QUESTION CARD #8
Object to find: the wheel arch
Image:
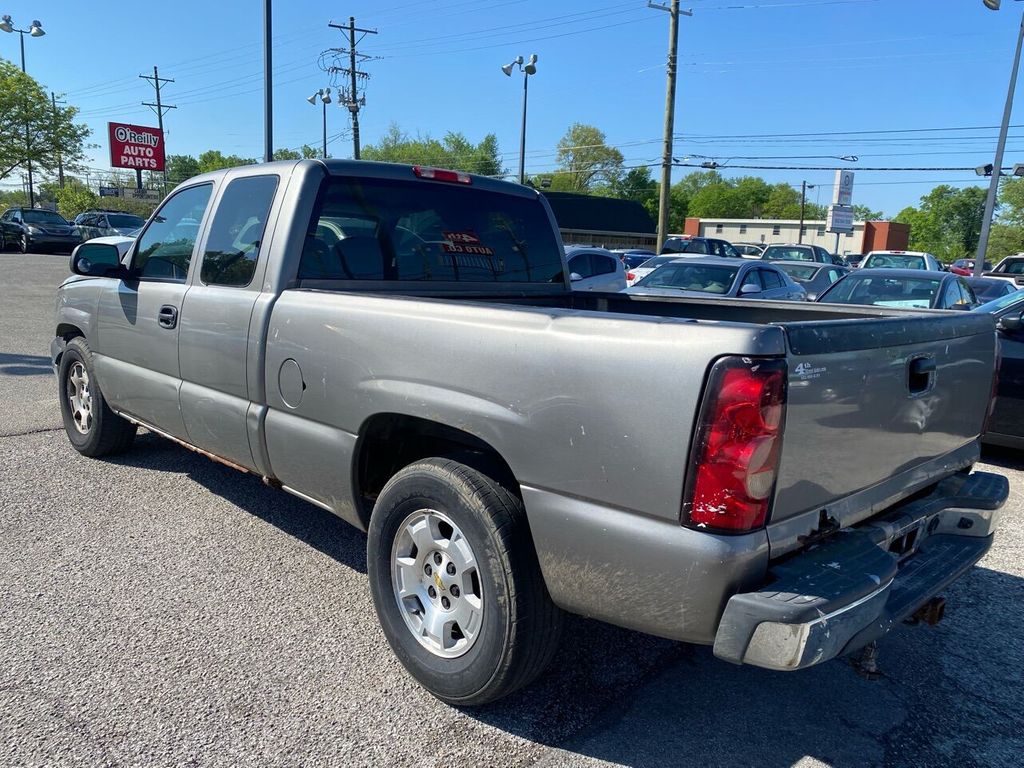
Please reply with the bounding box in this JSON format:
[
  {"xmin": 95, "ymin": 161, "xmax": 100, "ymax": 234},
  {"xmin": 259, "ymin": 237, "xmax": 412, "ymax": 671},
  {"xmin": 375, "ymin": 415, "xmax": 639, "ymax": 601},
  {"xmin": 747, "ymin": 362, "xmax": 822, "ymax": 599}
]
[{"xmin": 353, "ymin": 412, "xmax": 521, "ymax": 530}]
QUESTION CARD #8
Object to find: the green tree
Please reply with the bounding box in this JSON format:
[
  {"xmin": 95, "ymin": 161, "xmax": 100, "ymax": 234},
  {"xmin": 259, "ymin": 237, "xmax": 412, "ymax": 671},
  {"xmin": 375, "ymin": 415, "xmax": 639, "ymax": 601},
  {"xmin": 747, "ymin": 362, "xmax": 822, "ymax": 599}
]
[
  {"xmin": 894, "ymin": 185, "xmax": 986, "ymax": 261},
  {"xmin": 273, "ymin": 145, "xmax": 319, "ymax": 161},
  {"xmin": 54, "ymin": 179, "xmax": 98, "ymax": 219},
  {"xmin": 166, "ymin": 154, "xmax": 201, "ymax": 185},
  {"xmin": 852, "ymin": 204, "xmax": 884, "ymax": 221},
  {"xmin": 0, "ymin": 58, "xmax": 90, "ymax": 184},
  {"xmin": 554, "ymin": 123, "xmax": 624, "ymax": 192},
  {"xmin": 362, "ymin": 124, "xmax": 503, "ymax": 176},
  {"xmin": 197, "ymin": 150, "xmax": 256, "ymax": 174}
]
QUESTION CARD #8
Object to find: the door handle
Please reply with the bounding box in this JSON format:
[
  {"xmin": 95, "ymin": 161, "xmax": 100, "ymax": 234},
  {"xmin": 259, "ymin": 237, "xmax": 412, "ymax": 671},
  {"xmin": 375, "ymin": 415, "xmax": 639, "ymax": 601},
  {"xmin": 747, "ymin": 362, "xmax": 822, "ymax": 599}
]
[{"xmin": 158, "ymin": 305, "xmax": 178, "ymax": 329}]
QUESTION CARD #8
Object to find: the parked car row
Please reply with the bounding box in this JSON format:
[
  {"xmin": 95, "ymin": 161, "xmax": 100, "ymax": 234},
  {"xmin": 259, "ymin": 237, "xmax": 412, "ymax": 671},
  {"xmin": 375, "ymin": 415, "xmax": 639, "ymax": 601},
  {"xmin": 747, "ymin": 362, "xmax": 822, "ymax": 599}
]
[{"xmin": 0, "ymin": 207, "xmax": 147, "ymax": 253}]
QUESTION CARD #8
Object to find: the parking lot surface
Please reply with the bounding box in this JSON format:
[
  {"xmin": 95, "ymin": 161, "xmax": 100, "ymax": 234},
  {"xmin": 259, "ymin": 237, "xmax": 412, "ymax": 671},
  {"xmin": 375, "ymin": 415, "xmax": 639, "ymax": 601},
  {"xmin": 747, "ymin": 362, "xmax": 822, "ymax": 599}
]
[{"xmin": 1, "ymin": 253, "xmax": 1022, "ymax": 768}]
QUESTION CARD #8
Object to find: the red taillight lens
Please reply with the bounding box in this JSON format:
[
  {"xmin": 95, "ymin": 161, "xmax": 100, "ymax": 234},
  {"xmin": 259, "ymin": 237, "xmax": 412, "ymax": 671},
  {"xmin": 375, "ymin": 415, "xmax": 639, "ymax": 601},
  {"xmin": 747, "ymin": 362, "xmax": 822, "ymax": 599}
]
[
  {"xmin": 682, "ymin": 357, "xmax": 787, "ymax": 532},
  {"xmin": 412, "ymin": 165, "xmax": 472, "ymax": 184},
  {"xmin": 627, "ymin": 272, "xmax": 635, "ymax": 281}
]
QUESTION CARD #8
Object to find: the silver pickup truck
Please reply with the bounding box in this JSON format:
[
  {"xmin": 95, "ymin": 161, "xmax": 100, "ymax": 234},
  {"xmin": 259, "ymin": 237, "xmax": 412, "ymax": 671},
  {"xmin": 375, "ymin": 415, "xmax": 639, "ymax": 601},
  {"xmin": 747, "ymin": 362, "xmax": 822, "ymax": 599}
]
[{"xmin": 52, "ymin": 160, "xmax": 1007, "ymax": 705}]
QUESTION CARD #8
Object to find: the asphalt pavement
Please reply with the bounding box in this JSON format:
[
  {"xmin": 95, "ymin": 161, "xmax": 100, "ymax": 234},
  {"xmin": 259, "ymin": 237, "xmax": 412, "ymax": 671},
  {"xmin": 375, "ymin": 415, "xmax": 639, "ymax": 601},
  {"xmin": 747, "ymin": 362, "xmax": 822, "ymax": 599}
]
[{"xmin": 1, "ymin": 252, "xmax": 1022, "ymax": 768}]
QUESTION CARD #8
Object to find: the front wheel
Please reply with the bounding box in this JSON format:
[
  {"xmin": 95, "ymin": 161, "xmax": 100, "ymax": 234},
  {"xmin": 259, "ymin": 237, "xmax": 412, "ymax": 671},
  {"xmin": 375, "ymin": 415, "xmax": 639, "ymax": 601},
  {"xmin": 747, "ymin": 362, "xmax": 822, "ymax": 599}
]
[
  {"xmin": 367, "ymin": 458, "xmax": 563, "ymax": 706},
  {"xmin": 58, "ymin": 337, "xmax": 136, "ymax": 457},
  {"xmin": 19, "ymin": 234, "xmax": 29, "ymax": 254}
]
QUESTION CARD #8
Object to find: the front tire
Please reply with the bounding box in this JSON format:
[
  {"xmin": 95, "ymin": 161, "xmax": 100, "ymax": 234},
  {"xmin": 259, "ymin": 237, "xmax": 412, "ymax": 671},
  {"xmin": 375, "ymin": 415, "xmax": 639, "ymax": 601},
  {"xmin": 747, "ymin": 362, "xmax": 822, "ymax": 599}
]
[
  {"xmin": 367, "ymin": 458, "xmax": 563, "ymax": 706},
  {"xmin": 58, "ymin": 337, "xmax": 136, "ymax": 457},
  {"xmin": 20, "ymin": 234, "xmax": 29, "ymax": 254}
]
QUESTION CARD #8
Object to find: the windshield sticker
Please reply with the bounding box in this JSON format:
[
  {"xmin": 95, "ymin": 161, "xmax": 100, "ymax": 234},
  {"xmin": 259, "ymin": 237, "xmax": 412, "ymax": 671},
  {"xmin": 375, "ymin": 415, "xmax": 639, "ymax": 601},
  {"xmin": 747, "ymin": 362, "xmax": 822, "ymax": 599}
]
[
  {"xmin": 442, "ymin": 230, "xmax": 495, "ymax": 256},
  {"xmin": 793, "ymin": 362, "xmax": 827, "ymax": 380}
]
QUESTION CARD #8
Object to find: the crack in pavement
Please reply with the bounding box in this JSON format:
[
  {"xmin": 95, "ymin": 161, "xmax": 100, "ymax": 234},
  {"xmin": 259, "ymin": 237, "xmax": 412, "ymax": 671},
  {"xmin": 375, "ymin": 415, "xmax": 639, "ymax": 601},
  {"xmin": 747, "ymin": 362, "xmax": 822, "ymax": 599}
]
[{"xmin": 0, "ymin": 426, "xmax": 63, "ymax": 439}]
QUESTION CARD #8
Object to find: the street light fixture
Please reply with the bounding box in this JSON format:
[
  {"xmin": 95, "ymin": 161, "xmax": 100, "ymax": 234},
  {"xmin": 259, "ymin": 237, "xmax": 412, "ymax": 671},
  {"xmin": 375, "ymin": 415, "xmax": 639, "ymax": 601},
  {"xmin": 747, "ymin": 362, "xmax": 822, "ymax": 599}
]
[
  {"xmin": 975, "ymin": 0, "xmax": 1024, "ymax": 276},
  {"xmin": 502, "ymin": 53, "xmax": 538, "ymax": 185},
  {"xmin": 308, "ymin": 88, "xmax": 332, "ymax": 158},
  {"xmin": 1, "ymin": 14, "xmax": 46, "ymax": 208}
]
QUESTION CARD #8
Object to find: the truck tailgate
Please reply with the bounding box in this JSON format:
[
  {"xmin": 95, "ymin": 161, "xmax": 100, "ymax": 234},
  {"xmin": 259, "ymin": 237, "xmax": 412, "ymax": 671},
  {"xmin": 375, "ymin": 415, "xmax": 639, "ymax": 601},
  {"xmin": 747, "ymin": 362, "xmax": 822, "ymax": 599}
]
[{"xmin": 768, "ymin": 311, "xmax": 997, "ymax": 553}]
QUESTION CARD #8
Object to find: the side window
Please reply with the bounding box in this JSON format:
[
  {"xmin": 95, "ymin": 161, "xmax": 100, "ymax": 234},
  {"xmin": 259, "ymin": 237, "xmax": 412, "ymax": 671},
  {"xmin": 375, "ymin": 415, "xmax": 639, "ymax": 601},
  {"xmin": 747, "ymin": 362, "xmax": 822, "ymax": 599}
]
[
  {"xmin": 743, "ymin": 270, "xmax": 764, "ymax": 290},
  {"xmin": 958, "ymin": 280, "xmax": 976, "ymax": 305},
  {"xmin": 941, "ymin": 280, "xmax": 961, "ymax": 309},
  {"xmin": 827, "ymin": 269, "xmax": 841, "ymax": 284},
  {"xmin": 1, "ymin": 210, "xmax": 12, "ymax": 222},
  {"xmin": 760, "ymin": 269, "xmax": 783, "ymax": 290},
  {"xmin": 569, "ymin": 254, "xmax": 595, "ymax": 279},
  {"xmin": 201, "ymin": 175, "xmax": 279, "ymax": 286},
  {"xmin": 591, "ymin": 254, "xmax": 616, "ymax": 276},
  {"xmin": 133, "ymin": 184, "xmax": 213, "ymax": 282},
  {"xmin": 96, "ymin": 216, "xmax": 108, "ymax": 227}
]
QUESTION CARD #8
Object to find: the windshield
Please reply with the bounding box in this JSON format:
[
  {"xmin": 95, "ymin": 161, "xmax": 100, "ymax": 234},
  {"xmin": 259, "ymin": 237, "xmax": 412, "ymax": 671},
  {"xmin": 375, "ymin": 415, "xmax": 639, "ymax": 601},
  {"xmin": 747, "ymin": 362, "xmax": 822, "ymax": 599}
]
[
  {"xmin": 777, "ymin": 264, "xmax": 820, "ymax": 281},
  {"xmin": 762, "ymin": 246, "xmax": 813, "ymax": 261},
  {"xmin": 637, "ymin": 255, "xmax": 684, "ymax": 271},
  {"xmin": 966, "ymin": 279, "xmax": 1013, "ymax": 302},
  {"xmin": 635, "ymin": 263, "xmax": 740, "ymax": 293},
  {"xmin": 108, "ymin": 214, "xmax": 146, "ymax": 229},
  {"xmin": 298, "ymin": 177, "xmax": 565, "ymax": 284},
  {"xmin": 23, "ymin": 210, "xmax": 68, "ymax": 225},
  {"xmin": 820, "ymin": 274, "xmax": 942, "ymax": 308},
  {"xmin": 863, "ymin": 253, "xmax": 926, "ymax": 270},
  {"xmin": 976, "ymin": 290, "xmax": 1024, "ymax": 314}
]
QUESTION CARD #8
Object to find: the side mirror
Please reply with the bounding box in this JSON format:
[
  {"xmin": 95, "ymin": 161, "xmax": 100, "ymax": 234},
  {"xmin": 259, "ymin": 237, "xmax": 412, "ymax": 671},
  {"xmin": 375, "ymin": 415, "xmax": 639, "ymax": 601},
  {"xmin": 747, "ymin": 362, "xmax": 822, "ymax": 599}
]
[
  {"xmin": 739, "ymin": 283, "xmax": 761, "ymax": 296},
  {"xmin": 806, "ymin": 292, "xmax": 818, "ymax": 302},
  {"xmin": 569, "ymin": 272, "xmax": 583, "ymax": 282},
  {"xmin": 70, "ymin": 242, "xmax": 125, "ymax": 278},
  {"xmin": 998, "ymin": 311, "xmax": 1023, "ymax": 332}
]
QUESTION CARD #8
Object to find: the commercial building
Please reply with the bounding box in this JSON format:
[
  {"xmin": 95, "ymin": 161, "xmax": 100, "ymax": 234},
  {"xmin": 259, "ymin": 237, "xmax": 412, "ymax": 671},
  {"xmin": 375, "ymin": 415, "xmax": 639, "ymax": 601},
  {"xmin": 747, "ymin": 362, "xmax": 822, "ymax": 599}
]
[
  {"xmin": 542, "ymin": 192, "xmax": 657, "ymax": 249},
  {"xmin": 682, "ymin": 217, "xmax": 909, "ymax": 256}
]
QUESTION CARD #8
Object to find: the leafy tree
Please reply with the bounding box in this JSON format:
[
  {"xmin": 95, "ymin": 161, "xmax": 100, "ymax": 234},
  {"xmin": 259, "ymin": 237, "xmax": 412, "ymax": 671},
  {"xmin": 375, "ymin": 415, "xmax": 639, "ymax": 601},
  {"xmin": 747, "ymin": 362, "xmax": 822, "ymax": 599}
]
[
  {"xmin": 554, "ymin": 123, "xmax": 624, "ymax": 192},
  {"xmin": 610, "ymin": 166, "xmax": 658, "ymax": 221},
  {"xmin": 894, "ymin": 185, "xmax": 986, "ymax": 262},
  {"xmin": 852, "ymin": 204, "xmax": 884, "ymax": 221},
  {"xmin": 166, "ymin": 154, "xmax": 201, "ymax": 185},
  {"xmin": 54, "ymin": 180, "xmax": 98, "ymax": 219},
  {"xmin": 197, "ymin": 150, "xmax": 257, "ymax": 174},
  {"xmin": 985, "ymin": 177, "xmax": 1024, "ymax": 260},
  {"xmin": 273, "ymin": 145, "xmax": 319, "ymax": 161},
  {"xmin": 362, "ymin": 124, "xmax": 503, "ymax": 176},
  {"xmin": 0, "ymin": 58, "xmax": 91, "ymax": 184}
]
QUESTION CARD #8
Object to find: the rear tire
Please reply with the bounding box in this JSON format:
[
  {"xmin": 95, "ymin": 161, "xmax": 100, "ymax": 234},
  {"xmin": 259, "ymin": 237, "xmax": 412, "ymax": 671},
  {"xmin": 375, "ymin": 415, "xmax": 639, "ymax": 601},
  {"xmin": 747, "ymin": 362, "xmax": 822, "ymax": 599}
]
[
  {"xmin": 58, "ymin": 337, "xmax": 136, "ymax": 457},
  {"xmin": 367, "ymin": 458, "xmax": 563, "ymax": 705}
]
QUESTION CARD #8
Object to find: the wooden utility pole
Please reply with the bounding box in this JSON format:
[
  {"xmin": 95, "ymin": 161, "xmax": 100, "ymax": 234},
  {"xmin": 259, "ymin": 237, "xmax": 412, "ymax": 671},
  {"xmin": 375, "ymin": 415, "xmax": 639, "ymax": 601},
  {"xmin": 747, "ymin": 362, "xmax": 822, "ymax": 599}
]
[
  {"xmin": 141, "ymin": 66, "xmax": 176, "ymax": 187},
  {"xmin": 327, "ymin": 17, "xmax": 377, "ymax": 159},
  {"xmin": 51, "ymin": 92, "xmax": 66, "ymax": 188},
  {"xmin": 649, "ymin": 1, "xmax": 691, "ymax": 251}
]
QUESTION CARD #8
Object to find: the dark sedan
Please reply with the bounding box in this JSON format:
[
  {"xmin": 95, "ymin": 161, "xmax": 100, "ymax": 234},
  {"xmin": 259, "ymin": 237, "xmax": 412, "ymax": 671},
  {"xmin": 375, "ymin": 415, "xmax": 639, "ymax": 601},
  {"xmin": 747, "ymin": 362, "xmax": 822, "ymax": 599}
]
[
  {"xmin": 773, "ymin": 260, "xmax": 850, "ymax": 301},
  {"xmin": 975, "ymin": 291, "xmax": 1024, "ymax": 448},
  {"xmin": 964, "ymin": 276, "xmax": 1018, "ymax": 303},
  {"xmin": 815, "ymin": 268, "xmax": 979, "ymax": 310},
  {"xmin": 0, "ymin": 207, "xmax": 82, "ymax": 253}
]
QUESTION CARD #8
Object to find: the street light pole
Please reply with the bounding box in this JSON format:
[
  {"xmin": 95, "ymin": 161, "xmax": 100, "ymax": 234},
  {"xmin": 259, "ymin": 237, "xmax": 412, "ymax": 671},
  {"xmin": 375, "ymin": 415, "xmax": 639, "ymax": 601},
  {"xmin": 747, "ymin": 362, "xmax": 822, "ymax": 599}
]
[
  {"xmin": 502, "ymin": 55, "xmax": 537, "ymax": 185},
  {"xmin": 263, "ymin": 0, "xmax": 273, "ymax": 163},
  {"xmin": 798, "ymin": 181, "xmax": 814, "ymax": 244},
  {"xmin": 1, "ymin": 15, "xmax": 45, "ymax": 207},
  {"xmin": 307, "ymin": 88, "xmax": 332, "ymax": 158},
  {"xmin": 976, "ymin": 5, "xmax": 1024, "ymax": 276}
]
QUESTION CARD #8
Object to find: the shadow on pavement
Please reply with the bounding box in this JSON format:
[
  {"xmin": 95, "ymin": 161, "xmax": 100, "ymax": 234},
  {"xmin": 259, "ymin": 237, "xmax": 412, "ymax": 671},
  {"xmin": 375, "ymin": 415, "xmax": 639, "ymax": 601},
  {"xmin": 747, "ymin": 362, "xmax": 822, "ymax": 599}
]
[
  {"xmin": 981, "ymin": 444, "xmax": 1024, "ymax": 472},
  {"xmin": 106, "ymin": 432, "xmax": 368, "ymax": 575},
  {"xmin": 0, "ymin": 351, "xmax": 52, "ymax": 377}
]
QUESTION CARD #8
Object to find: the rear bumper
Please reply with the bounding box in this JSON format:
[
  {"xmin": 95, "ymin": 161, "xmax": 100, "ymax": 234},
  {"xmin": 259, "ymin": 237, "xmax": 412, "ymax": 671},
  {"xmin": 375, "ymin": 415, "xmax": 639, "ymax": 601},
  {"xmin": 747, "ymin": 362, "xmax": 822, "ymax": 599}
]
[{"xmin": 713, "ymin": 470, "xmax": 1006, "ymax": 670}]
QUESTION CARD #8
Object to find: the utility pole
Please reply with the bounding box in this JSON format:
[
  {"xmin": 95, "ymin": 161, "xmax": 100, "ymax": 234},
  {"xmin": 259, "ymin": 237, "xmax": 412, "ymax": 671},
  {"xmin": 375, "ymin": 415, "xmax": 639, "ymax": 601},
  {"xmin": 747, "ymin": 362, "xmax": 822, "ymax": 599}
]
[
  {"xmin": 141, "ymin": 66, "xmax": 176, "ymax": 188},
  {"xmin": 327, "ymin": 17, "xmax": 377, "ymax": 160},
  {"xmin": 649, "ymin": 1, "xmax": 692, "ymax": 251},
  {"xmin": 798, "ymin": 180, "xmax": 812, "ymax": 244},
  {"xmin": 51, "ymin": 92, "xmax": 66, "ymax": 188}
]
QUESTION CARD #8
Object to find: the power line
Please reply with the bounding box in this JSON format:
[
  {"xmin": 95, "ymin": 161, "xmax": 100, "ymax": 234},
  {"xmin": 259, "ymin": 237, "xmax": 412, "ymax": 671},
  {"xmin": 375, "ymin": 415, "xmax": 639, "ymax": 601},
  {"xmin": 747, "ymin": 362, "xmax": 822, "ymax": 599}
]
[{"xmin": 325, "ymin": 17, "xmax": 378, "ymax": 159}]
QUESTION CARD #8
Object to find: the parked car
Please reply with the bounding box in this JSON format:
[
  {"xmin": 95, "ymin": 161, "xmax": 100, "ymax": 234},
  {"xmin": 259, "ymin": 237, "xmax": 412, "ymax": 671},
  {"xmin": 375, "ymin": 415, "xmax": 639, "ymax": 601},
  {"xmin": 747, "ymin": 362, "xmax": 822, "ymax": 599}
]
[
  {"xmin": 845, "ymin": 253, "xmax": 866, "ymax": 268},
  {"xmin": 964, "ymin": 276, "xmax": 1018, "ymax": 303},
  {"xmin": 816, "ymin": 269, "xmax": 978, "ymax": 310},
  {"xmin": 625, "ymin": 256, "xmax": 805, "ymax": 301},
  {"xmin": 564, "ymin": 246, "xmax": 627, "ymax": 291},
  {"xmin": 52, "ymin": 159, "xmax": 1005, "ymax": 705},
  {"xmin": 73, "ymin": 210, "xmax": 147, "ymax": 241},
  {"xmin": 626, "ymin": 254, "xmax": 689, "ymax": 286},
  {"xmin": 660, "ymin": 235, "xmax": 740, "ymax": 257},
  {"xmin": 974, "ymin": 291, "xmax": 1024, "ymax": 448},
  {"xmin": 734, "ymin": 242, "xmax": 765, "ymax": 258},
  {"xmin": 0, "ymin": 207, "xmax": 82, "ymax": 253},
  {"xmin": 950, "ymin": 259, "xmax": 993, "ymax": 276},
  {"xmin": 761, "ymin": 243, "xmax": 834, "ymax": 264},
  {"xmin": 611, "ymin": 248, "xmax": 657, "ymax": 272},
  {"xmin": 860, "ymin": 250, "xmax": 943, "ymax": 271},
  {"xmin": 773, "ymin": 261, "xmax": 850, "ymax": 301}
]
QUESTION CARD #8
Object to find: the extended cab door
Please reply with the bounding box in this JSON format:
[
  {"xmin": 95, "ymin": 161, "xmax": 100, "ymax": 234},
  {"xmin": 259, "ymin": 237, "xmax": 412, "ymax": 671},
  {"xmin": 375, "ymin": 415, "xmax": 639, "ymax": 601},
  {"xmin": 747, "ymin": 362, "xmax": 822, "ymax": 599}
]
[
  {"xmin": 177, "ymin": 173, "xmax": 282, "ymax": 471},
  {"xmin": 92, "ymin": 183, "xmax": 214, "ymax": 437}
]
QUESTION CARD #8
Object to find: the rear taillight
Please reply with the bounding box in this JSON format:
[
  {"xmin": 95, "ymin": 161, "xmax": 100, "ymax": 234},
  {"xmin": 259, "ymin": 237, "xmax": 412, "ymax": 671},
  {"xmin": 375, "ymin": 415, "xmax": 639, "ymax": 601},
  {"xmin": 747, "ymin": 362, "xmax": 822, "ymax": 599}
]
[
  {"xmin": 682, "ymin": 357, "xmax": 787, "ymax": 533},
  {"xmin": 413, "ymin": 165, "xmax": 472, "ymax": 184},
  {"xmin": 627, "ymin": 272, "xmax": 635, "ymax": 281}
]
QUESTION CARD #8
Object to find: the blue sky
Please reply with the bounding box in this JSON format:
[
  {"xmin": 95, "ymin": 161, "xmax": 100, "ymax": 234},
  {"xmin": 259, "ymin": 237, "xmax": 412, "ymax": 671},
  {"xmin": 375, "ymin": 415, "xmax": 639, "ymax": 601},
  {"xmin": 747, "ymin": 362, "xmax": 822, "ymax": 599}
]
[{"xmin": 3, "ymin": 0, "xmax": 1024, "ymax": 215}]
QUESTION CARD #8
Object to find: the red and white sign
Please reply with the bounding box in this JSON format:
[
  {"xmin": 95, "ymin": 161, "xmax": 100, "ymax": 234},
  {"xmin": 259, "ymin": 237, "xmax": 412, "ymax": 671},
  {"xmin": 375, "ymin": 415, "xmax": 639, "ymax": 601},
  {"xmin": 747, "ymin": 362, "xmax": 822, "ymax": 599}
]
[{"xmin": 108, "ymin": 122, "xmax": 165, "ymax": 171}]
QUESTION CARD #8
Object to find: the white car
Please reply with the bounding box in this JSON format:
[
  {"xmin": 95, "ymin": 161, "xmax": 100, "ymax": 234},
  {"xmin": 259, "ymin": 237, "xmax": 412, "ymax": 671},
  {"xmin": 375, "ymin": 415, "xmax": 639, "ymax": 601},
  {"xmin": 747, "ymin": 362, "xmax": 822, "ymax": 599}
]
[
  {"xmin": 860, "ymin": 250, "xmax": 943, "ymax": 271},
  {"xmin": 626, "ymin": 254, "xmax": 692, "ymax": 286},
  {"xmin": 565, "ymin": 246, "xmax": 627, "ymax": 292}
]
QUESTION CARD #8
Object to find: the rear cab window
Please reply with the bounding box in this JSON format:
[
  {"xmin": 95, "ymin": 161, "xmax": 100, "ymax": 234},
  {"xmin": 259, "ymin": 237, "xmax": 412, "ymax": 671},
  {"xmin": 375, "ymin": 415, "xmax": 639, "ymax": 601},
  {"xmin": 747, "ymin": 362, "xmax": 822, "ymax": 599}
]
[{"xmin": 298, "ymin": 176, "xmax": 565, "ymax": 285}]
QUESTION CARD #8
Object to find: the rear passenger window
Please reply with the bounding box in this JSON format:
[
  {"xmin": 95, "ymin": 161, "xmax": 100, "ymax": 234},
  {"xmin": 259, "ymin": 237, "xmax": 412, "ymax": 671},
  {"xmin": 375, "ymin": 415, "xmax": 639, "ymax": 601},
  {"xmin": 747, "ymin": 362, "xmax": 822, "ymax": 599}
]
[
  {"xmin": 201, "ymin": 175, "xmax": 279, "ymax": 286},
  {"xmin": 591, "ymin": 254, "xmax": 616, "ymax": 276},
  {"xmin": 134, "ymin": 183, "xmax": 213, "ymax": 282},
  {"xmin": 760, "ymin": 269, "xmax": 783, "ymax": 289},
  {"xmin": 568, "ymin": 254, "xmax": 594, "ymax": 278}
]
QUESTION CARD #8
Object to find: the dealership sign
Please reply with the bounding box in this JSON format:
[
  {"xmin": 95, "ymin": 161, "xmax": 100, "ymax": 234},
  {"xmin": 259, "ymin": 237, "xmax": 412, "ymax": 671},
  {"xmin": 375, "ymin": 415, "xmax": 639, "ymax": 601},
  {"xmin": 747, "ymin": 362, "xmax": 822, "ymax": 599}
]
[{"xmin": 108, "ymin": 122, "xmax": 165, "ymax": 171}]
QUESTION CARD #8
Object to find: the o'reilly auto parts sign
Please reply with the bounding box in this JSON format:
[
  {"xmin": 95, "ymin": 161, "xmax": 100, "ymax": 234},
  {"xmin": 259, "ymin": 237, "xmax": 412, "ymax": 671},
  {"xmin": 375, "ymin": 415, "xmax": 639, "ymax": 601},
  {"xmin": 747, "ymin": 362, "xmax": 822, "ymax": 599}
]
[{"xmin": 108, "ymin": 122, "xmax": 165, "ymax": 171}]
